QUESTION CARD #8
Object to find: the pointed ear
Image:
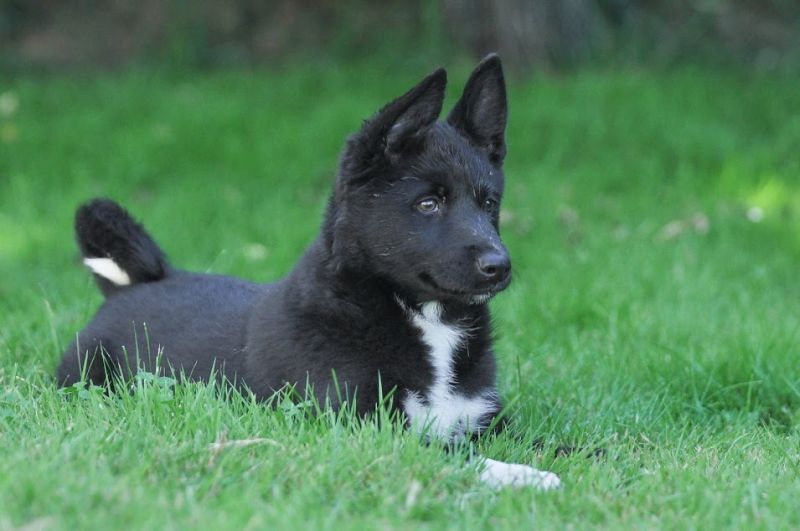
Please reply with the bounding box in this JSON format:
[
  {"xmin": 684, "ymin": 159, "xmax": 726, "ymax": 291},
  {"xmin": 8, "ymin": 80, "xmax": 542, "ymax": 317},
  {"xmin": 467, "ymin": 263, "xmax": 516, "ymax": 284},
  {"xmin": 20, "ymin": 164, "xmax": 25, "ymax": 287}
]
[
  {"xmin": 447, "ymin": 54, "xmax": 507, "ymax": 165},
  {"xmin": 364, "ymin": 68, "xmax": 447, "ymax": 161}
]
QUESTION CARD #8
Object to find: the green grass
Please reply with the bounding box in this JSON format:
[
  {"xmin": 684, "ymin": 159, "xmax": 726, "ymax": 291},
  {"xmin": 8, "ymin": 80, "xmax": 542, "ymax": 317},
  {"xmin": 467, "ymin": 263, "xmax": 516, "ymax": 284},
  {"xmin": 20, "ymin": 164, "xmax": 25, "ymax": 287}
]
[{"xmin": 2, "ymin": 63, "xmax": 800, "ymax": 529}]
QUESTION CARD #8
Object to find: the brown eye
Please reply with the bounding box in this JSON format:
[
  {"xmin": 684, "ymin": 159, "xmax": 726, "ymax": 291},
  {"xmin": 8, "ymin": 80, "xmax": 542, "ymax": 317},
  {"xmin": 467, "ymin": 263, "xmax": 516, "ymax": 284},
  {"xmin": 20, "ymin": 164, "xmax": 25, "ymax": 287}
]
[{"xmin": 416, "ymin": 197, "xmax": 440, "ymax": 214}]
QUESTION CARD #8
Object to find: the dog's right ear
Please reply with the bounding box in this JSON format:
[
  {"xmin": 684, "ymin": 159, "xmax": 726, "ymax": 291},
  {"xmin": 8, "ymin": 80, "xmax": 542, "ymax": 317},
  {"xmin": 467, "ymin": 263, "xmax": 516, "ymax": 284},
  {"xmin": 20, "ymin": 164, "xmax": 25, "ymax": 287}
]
[
  {"xmin": 447, "ymin": 54, "xmax": 507, "ymax": 165},
  {"xmin": 357, "ymin": 68, "xmax": 447, "ymax": 163}
]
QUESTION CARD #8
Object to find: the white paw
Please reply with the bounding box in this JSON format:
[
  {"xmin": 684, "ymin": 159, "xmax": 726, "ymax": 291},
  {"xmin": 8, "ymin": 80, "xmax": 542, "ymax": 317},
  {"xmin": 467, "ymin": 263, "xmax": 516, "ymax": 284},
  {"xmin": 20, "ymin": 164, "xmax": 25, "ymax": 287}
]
[{"xmin": 478, "ymin": 457, "xmax": 561, "ymax": 490}]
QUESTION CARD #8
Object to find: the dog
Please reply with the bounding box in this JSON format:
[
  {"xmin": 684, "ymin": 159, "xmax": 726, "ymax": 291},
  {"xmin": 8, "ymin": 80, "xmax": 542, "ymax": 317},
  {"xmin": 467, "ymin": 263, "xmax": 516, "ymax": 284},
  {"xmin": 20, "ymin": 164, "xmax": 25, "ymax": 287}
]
[{"xmin": 57, "ymin": 54, "xmax": 560, "ymax": 490}]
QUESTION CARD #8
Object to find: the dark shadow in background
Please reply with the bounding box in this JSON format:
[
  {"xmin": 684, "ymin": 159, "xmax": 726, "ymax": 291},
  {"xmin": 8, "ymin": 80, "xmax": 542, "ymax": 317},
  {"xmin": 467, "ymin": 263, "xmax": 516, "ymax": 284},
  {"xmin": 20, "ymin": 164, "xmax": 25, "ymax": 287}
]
[{"xmin": 1, "ymin": 0, "xmax": 799, "ymax": 73}]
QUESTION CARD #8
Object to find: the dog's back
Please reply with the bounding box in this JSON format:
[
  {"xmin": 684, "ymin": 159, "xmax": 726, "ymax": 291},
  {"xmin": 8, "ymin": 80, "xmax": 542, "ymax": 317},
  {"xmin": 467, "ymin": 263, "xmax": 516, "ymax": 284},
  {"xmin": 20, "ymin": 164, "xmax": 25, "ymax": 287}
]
[{"xmin": 57, "ymin": 199, "xmax": 265, "ymax": 386}]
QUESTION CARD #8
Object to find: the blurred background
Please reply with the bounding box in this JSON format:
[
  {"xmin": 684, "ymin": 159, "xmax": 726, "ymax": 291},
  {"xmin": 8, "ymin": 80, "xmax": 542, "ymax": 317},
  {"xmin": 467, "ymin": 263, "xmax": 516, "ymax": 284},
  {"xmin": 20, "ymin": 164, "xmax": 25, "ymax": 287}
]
[{"xmin": 2, "ymin": 0, "xmax": 800, "ymax": 72}]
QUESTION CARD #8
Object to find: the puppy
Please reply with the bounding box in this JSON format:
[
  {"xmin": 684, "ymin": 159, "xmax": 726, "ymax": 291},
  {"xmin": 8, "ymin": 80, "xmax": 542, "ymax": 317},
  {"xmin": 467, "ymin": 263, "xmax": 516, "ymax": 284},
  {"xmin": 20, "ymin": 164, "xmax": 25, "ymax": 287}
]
[{"xmin": 58, "ymin": 54, "xmax": 560, "ymax": 490}]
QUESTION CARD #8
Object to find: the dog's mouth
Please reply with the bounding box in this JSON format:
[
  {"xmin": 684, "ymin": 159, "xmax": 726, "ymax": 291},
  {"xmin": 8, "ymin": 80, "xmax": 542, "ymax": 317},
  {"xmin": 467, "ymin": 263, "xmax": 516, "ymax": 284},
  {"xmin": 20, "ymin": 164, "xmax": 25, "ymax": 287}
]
[{"xmin": 418, "ymin": 272, "xmax": 510, "ymax": 304}]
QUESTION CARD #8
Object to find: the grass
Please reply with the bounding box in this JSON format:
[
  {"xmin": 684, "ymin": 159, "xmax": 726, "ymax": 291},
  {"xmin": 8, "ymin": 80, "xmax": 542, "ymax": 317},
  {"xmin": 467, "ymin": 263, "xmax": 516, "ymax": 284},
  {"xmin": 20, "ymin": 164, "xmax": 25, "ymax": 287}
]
[{"xmin": 1, "ymin": 62, "xmax": 800, "ymax": 529}]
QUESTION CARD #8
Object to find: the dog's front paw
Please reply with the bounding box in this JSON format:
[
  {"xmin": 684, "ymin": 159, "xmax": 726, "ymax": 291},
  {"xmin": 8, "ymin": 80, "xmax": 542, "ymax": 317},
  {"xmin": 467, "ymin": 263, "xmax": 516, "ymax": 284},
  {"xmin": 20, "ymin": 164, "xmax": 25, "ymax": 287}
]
[{"xmin": 478, "ymin": 457, "xmax": 561, "ymax": 490}]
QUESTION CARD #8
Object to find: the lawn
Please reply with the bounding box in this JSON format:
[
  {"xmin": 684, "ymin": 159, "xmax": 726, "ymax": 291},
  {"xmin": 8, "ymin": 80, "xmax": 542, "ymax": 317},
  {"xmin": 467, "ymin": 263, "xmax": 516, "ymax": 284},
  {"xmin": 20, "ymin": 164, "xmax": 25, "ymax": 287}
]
[{"xmin": 1, "ymin": 62, "xmax": 799, "ymax": 529}]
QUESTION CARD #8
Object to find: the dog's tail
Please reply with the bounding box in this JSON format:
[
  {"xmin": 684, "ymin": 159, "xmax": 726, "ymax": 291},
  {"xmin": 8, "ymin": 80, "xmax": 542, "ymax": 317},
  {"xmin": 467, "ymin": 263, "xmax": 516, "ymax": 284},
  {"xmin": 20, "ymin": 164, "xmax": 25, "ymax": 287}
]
[{"xmin": 75, "ymin": 198, "xmax": 170, "ymax": 296}]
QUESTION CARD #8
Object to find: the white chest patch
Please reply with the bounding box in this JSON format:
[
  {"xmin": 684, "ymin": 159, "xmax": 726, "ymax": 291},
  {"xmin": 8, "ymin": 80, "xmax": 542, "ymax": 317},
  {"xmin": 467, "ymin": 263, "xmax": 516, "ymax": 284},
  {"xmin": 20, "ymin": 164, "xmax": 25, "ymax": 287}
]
[{"xmin": 401, "ymin": 301, "xmax": 497, "ymax": 441}]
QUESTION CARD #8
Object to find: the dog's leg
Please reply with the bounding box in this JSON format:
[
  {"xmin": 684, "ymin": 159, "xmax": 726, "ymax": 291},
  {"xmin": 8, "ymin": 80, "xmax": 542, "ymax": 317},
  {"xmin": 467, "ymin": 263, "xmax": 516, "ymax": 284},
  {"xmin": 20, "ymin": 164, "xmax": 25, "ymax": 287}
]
[
  {"xmin": 477, "ymin": 457, "xmax": 561, "ymax": 490},
  {"xmin": 466, "ymin": 412, "xmax": 561, "ymax": 489}
]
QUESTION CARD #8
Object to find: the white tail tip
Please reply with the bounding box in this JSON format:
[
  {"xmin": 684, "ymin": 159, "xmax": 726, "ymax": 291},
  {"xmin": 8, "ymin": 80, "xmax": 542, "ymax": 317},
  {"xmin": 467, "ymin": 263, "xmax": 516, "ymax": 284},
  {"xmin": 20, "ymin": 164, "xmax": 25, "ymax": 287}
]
[{"xmin": 83, "ymin": 257, "xmax": 131, "ymax": 286}]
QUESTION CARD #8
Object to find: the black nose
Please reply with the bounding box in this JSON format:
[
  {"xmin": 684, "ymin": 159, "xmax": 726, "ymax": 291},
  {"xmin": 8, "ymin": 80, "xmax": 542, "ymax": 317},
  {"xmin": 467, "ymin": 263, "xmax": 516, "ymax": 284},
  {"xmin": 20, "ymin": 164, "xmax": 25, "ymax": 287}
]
[{"xmin": 476, "ymin": 251, "xmax": 511, "ymax": 283}]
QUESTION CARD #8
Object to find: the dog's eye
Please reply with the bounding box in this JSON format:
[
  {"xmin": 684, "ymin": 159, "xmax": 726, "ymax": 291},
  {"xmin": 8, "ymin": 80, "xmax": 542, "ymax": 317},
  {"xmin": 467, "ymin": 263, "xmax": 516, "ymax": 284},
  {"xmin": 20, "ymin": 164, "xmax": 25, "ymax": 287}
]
[
  {"xmin": 416, "ymin": 197, "xmax": 440, "ymax": 214},
  {"xmin": 483, "ymin": 198, "xmax": 498, "ymax": 212}
]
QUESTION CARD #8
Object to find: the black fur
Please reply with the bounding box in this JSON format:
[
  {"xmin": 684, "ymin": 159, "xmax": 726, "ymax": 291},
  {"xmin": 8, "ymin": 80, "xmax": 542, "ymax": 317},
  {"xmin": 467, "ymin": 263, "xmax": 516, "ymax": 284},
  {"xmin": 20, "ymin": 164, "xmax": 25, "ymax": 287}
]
[
  {"xmin": 58, "ymin": 55, "xmax": 513, "ymax": 433},
  {"xmin": 75, "ymin": 199, "xmax": 169, "ymax": 296}
]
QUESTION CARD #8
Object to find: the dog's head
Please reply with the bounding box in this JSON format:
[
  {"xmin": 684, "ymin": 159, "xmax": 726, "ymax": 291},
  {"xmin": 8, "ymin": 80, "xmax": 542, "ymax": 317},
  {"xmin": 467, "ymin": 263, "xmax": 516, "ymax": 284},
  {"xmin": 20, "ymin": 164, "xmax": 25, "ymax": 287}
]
[{"xmin": 328, "ymin": 55, "xmax": 510, "ymax": 305}]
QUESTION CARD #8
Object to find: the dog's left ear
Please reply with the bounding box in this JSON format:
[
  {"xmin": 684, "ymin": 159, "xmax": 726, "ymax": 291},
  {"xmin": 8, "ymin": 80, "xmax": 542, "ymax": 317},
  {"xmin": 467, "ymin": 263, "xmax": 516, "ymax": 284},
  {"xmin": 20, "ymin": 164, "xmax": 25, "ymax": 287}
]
[
  {"xmin": 447, "ymin": 54, "xmax": 507, "ymax": 165},
  {"xmin": 340, "ymin": 68, "xmax": 447, "ymax": 180},
  {"xmin": 378, "ymin": 67, "xmax": 447, "ymax": 161}
]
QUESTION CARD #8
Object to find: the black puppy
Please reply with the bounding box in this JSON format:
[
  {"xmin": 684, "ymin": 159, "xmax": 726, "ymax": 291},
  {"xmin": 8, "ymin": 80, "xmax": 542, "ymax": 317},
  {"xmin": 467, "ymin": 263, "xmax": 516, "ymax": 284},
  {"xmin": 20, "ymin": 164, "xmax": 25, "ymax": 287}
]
[{"xmin": 58, "ymin": 55, "xmax": 560, "ymax": 490}]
